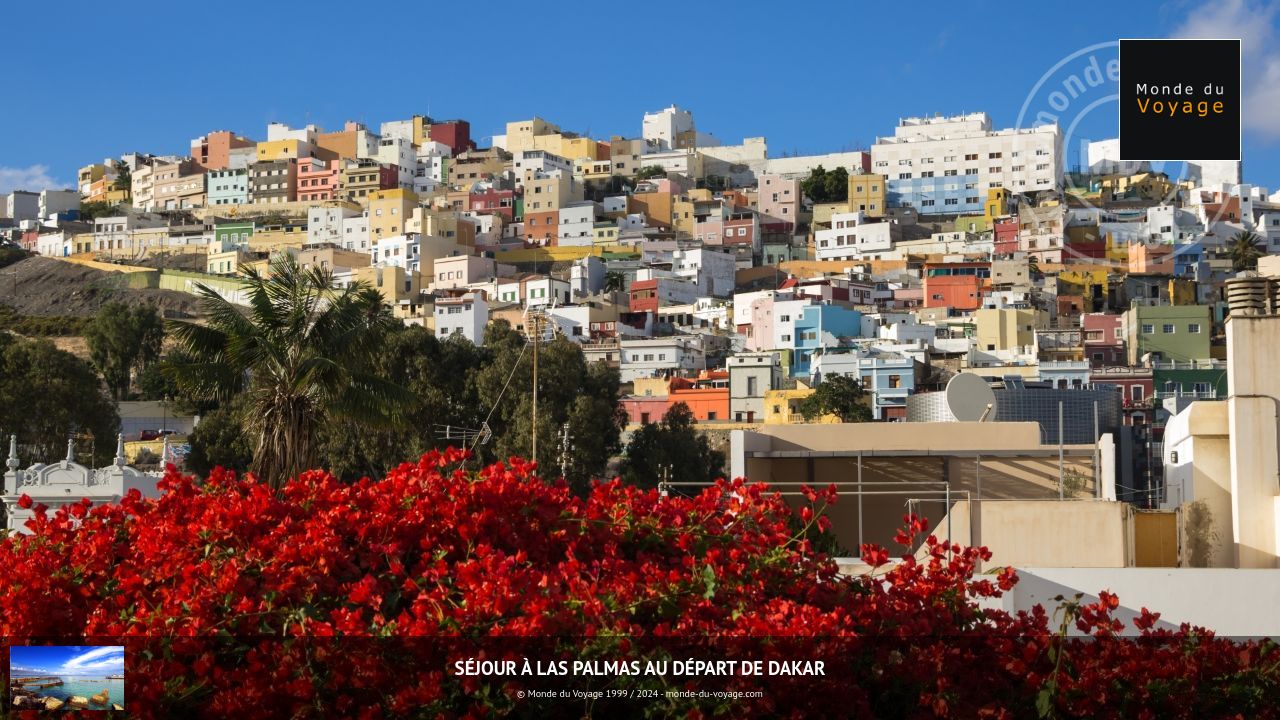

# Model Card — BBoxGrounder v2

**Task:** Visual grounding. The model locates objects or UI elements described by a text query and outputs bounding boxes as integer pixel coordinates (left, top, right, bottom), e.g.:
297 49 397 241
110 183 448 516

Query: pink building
1082 313 1126 367
757 174 800 232
745 296 776 351
297 159 339 202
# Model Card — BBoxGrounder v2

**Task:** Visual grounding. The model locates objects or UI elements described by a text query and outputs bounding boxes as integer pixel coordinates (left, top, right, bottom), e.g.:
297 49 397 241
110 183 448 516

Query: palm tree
165 254 409 488
1227 230 1265 271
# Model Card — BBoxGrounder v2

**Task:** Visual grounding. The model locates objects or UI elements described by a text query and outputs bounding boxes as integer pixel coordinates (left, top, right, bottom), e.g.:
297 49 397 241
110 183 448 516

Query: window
988 152 1002 159
1162 324 1175 334
1194 382 1211 395
989 167 1002 174
944 198 958 205
965 168 978 175
1132 386 1144 402
944 169 957 176
1114 327 1124 339
888 374 901 388
920 171 934 178
1188 323 1202 333
964 154 978 161
921 199 935 207
1141 324 1154 334
707 412 718 421
898 173 911 180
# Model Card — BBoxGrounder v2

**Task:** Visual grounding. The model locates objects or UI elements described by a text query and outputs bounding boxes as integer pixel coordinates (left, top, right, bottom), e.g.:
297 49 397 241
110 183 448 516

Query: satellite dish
945 373 997 422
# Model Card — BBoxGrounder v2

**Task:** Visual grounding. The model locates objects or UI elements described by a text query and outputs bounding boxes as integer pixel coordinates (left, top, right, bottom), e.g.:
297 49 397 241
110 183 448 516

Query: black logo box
1119 39 1241 161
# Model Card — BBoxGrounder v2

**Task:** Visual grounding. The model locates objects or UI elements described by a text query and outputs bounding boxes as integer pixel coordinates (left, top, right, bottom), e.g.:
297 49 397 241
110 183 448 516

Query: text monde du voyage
1134 82 1229 118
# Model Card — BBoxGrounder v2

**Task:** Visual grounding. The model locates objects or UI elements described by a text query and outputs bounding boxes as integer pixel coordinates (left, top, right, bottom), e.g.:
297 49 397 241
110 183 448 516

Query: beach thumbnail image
9 645 126 712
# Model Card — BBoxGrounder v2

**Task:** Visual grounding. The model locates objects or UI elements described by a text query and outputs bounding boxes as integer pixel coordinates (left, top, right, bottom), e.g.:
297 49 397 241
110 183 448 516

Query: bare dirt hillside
1 257 203 318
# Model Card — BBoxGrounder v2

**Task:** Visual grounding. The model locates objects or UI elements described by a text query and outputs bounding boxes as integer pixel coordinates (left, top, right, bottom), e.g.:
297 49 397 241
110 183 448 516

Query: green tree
165 254 409 488
319 326 485 481
77 201 119 223
471 320 624 493
603 271 626 294
801 165 850 204
620 402 724 490
185 399 255 476
797 374 873 423
85 302 165 400
112 160 132 192
0 333 119 465
1227 230 1265 271
635 165 668 181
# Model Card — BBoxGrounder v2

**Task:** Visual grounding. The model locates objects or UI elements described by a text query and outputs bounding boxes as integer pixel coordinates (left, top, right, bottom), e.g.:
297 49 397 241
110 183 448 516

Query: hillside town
2 104 1279 581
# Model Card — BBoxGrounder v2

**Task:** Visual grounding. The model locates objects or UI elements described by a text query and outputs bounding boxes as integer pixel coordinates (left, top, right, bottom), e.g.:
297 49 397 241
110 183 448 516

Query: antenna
945 373 997 421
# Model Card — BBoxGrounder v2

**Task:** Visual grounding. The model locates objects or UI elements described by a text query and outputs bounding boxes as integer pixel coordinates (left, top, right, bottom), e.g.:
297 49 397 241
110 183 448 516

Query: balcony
1151 359 1225 371
1153 388 1219 400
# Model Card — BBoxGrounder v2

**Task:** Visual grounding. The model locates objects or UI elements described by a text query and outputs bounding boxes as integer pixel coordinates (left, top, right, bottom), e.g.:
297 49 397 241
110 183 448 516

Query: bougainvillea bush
1 449 1278 719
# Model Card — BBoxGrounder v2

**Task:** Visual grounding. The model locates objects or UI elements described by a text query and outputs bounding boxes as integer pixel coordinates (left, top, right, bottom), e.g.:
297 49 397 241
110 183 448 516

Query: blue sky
2 0 1278 193
9 646 125 675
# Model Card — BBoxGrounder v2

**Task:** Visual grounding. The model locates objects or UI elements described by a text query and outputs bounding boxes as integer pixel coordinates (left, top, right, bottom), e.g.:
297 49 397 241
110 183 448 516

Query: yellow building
354 264 424 306
248 223 308 254
448 149 507 191
593 223 620 245
504 118 562 156
974 308 1042 352
763 384 840 425
1099 172 1175 203
984 188 1012 220
846 173 886 217
368 188 419 241
256 139 312 162
78 163 109 196
1056 266 1110 296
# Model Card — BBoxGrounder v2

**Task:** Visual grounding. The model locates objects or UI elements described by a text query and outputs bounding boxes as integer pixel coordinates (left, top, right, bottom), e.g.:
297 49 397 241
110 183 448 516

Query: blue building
792 304 863 377
810 350 917 420
885 173 983 214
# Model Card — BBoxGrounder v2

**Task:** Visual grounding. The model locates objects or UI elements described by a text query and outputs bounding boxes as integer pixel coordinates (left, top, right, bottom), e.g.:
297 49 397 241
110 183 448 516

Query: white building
728 351 783 422
671 247 736 298
619 335 707 382
558 202 597 246
1085 139 1150 176
642 105 697 151
38 189 79 219
1 436 161 535
871 113 1061 215
432 254 497 291
434 292 489 344
4 191 38 222
814 215 899 261
374 234 423 272
308 204 361 246
341 212 371 253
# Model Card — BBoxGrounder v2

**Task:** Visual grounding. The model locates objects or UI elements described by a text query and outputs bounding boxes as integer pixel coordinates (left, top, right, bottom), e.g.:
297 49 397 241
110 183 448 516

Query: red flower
17 493 32 509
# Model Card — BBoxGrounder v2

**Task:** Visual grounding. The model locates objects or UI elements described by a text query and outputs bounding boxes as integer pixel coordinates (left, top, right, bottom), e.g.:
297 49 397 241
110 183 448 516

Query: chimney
1224 274 1275 317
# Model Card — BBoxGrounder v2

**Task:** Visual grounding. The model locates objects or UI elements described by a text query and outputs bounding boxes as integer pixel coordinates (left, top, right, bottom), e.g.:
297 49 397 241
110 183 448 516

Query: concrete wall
1226 314 1280 567
992 567 1280 636
1162 401 1234 567
731 422 1100 553
932 499 1135 568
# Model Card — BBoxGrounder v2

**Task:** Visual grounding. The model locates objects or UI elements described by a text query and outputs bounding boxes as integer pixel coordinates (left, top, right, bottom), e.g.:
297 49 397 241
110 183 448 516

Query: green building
213 221 255 248
1123 305 1212 365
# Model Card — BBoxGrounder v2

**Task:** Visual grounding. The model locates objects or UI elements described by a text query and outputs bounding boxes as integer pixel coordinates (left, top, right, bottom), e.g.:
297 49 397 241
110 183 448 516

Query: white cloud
1172 0 1280 139
0 164 67 194
59 646 125 675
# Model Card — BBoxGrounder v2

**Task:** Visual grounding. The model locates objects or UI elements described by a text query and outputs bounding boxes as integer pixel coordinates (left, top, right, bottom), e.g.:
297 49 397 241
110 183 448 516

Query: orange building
669 372 730 422
922 261 989 310
191 130 255 170
1128 242 1176 274
524 210 559 245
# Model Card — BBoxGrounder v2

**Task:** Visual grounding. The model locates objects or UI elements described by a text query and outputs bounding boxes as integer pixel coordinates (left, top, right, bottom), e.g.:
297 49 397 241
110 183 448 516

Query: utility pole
530 309 540 467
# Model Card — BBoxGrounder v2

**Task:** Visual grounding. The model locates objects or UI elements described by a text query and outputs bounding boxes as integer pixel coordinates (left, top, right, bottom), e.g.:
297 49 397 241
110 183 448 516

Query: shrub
0 452 1276 718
